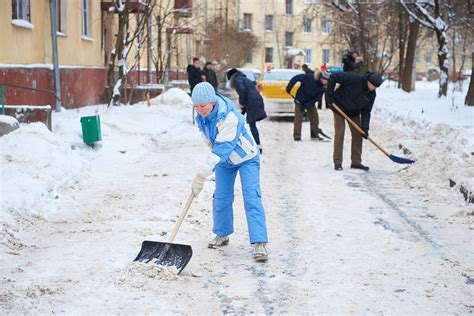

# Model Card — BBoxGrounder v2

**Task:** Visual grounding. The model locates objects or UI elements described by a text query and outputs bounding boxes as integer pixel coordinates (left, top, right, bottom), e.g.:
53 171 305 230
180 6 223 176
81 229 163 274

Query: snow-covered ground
1 83 472 313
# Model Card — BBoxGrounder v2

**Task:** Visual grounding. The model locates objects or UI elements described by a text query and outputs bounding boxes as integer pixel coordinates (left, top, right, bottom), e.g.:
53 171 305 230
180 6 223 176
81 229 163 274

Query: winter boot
208 235 229 249
253 243 268 262
350 164 370 171
334 164 343 171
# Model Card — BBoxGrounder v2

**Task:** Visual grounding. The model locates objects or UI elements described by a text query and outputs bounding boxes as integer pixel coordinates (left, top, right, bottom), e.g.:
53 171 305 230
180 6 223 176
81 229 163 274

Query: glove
192 172 207 197
241 108 246 115
362 129 369 139
326 102 333 110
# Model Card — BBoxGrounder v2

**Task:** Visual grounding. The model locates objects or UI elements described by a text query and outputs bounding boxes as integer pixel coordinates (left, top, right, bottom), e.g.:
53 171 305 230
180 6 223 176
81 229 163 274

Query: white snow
11 19 34 29
0 83 472 314
0 115 19 126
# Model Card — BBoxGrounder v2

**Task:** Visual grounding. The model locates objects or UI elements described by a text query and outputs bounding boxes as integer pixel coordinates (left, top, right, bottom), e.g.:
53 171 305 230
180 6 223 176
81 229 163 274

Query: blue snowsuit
195 94 268 244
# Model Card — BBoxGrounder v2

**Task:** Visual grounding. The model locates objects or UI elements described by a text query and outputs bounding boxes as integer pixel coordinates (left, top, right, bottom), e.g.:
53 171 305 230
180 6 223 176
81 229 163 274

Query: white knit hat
192 82 217 105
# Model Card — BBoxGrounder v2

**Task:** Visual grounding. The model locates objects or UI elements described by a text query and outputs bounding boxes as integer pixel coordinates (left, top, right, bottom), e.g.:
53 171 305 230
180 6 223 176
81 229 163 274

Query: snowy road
1 100 472 314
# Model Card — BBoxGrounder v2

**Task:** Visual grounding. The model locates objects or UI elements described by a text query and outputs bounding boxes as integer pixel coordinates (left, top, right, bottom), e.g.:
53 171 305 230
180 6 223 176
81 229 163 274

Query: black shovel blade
389 154 416 164
134 240 192 275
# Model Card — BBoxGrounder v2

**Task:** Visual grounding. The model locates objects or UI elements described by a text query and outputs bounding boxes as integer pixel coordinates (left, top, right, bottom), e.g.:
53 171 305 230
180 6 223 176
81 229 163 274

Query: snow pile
0 115 19 126
0 123 86 224
375 81 473 205
155 88 192 106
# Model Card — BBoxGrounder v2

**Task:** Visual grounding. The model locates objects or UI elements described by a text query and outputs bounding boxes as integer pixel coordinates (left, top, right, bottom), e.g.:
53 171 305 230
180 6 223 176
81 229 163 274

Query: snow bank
0 115 19 126
155 88 192 106
0 123 86 224
375 81 473 205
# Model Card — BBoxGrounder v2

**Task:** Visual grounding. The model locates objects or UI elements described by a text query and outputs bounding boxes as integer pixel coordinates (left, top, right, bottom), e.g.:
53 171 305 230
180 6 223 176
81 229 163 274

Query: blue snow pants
212 156 268 244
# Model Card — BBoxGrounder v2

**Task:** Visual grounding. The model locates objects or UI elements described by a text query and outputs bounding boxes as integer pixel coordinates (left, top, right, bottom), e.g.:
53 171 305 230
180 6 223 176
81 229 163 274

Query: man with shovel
286 70 330 141
325 72 384 171
191 82 269 262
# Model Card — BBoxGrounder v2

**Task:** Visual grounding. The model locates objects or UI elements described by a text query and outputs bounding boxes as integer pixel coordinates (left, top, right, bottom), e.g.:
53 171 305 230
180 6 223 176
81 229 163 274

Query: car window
263 71 302 81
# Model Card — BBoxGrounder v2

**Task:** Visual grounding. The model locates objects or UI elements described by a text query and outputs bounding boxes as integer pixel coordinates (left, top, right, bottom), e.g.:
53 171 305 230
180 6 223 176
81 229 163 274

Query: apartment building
235 0 342 71
0 0 157 108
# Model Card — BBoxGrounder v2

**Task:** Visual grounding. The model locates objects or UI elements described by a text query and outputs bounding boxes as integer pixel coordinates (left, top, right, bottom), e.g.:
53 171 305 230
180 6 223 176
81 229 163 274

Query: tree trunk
401 20 419 92
436 28 449 97
398 2 407 88
465 52 474 106
112 0 129 106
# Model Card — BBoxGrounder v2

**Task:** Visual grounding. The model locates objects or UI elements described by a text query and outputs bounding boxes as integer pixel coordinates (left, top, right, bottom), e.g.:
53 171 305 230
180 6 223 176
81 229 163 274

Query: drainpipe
50 0 62 112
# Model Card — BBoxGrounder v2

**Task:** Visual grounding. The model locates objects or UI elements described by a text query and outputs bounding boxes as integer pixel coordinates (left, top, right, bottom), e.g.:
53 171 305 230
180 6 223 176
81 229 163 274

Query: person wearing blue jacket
227 68 267 154
191 82 268 262
286 71 330 141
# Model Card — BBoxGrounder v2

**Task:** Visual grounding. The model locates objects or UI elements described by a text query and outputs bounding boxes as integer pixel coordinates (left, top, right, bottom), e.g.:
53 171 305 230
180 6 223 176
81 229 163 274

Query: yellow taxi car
257 68 304 115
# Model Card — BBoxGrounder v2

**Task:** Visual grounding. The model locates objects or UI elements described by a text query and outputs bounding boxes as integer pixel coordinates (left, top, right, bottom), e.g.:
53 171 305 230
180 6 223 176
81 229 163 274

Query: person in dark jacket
301 64 313 74
203 62 218 90
187 57 205 92
286 71 329 141
342 50 367 74
227 68 267 154
325 72 384 171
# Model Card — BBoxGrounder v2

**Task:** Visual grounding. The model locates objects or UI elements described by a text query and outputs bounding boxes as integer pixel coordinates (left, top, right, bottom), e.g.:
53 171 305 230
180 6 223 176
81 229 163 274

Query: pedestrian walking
227 68 267 154
191 82 269 262
186 57 205 92
286 70 330 141
203 62 218 90
325 72 384 171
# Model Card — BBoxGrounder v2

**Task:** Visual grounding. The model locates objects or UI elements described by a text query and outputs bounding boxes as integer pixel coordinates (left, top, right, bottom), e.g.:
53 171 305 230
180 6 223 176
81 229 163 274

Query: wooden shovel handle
332 103 391 158
168 192 194 243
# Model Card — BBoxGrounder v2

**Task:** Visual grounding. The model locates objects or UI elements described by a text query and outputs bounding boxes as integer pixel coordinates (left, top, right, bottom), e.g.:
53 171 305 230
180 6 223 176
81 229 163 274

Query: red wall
0 67 107 109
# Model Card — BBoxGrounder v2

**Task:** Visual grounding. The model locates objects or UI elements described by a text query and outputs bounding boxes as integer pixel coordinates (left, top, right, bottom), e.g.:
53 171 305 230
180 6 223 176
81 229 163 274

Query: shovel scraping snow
134 192 194 274
332 103 415 164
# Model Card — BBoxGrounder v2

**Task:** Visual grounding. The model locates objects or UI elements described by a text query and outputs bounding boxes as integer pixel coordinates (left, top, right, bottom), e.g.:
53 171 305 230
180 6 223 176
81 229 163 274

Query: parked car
219 68 261 104
256 68 304 116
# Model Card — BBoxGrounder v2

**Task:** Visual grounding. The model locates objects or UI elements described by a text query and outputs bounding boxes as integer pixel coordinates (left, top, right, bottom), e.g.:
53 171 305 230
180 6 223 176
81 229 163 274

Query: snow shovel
134 192 194 274
289 93 332 140
332 103 415 164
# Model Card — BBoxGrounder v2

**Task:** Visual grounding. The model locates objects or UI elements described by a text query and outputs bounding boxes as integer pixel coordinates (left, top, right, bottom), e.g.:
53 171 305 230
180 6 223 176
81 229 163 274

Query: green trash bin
80 115 102 145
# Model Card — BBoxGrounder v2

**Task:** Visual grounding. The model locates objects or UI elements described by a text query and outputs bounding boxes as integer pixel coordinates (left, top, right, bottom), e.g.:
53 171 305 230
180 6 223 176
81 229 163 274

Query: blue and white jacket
196 94 258 176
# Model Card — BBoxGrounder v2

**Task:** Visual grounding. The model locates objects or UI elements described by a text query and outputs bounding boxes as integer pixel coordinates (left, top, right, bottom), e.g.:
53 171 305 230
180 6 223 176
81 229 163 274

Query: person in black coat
325 71 384 171
227 68 267 153
187 57 205 92
203 62 218 90
286 71 329 141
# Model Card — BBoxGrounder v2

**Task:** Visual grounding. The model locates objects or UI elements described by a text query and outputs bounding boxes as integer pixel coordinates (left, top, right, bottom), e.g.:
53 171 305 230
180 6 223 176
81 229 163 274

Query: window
81 0 90 37
285 32 293 47
265 47 273 63
304 49 312 63
322 19 331 34
303 18 312 33
243 13 252 31
286 0 293 15
55 0 67 34
425 51 432 64
12 0 31 21
323 49 330 63
244 50 252 64
265 15 273 31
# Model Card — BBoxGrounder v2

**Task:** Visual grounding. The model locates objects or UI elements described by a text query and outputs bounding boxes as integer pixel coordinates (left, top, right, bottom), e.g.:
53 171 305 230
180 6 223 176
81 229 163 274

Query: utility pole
49 0 62 112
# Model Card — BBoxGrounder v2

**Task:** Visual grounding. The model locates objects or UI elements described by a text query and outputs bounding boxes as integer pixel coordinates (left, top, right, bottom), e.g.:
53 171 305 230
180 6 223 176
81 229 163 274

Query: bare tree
466 51 474 106
325 1 399 73
400 0 450 97
203 16 260 69
401 19 419 92
107 0 157 106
